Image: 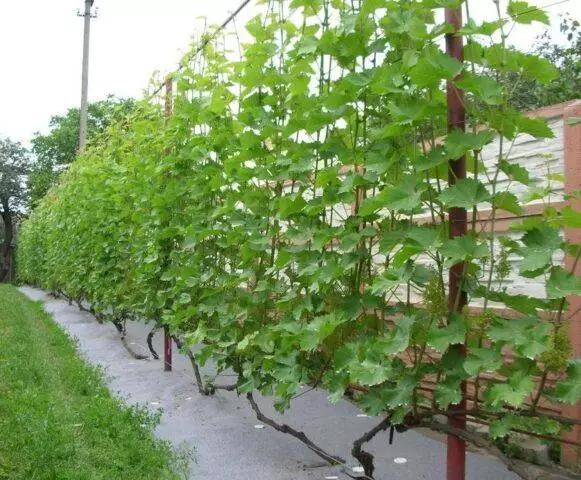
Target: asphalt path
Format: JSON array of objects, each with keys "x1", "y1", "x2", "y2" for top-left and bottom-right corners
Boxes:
[{"x1": 19, "y1": 286, "x2": 520, "y2": 480}]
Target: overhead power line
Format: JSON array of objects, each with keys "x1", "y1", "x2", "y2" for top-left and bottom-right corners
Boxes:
[
  {"x1": 149, "y1": 0, "x2": 252, "y2": 98},
  {"x1": 514, "y1": 0, "x2": 570, "y2": 18}
]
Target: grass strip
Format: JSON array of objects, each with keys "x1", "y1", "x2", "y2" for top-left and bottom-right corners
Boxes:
[{"x1": 0, "y1": 285, "x2": 190, "y2": 480}]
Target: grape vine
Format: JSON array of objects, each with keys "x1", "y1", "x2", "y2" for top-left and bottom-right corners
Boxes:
[{"x1": 18, "y1": 1, "x2": 581, "y2": 478}]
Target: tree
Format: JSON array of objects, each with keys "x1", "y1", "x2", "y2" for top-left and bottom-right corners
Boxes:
[
  {"x1": 510, "y1": 14, "x2": 581, "y2": 110},
  {"x1": 0, "y1": 137, "x2": 29, "y2": 282},
  {"x1": 28, "y1": 96, "x2": 135, "y2": 207}
]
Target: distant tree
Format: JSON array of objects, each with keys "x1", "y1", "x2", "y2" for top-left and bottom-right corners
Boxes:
[
  {"x1": 0, "y1": 137, "x2": 29, "y2": 282},
  {"x1": 510, "y1": 14, "x2": 581, "y2": 110},
  {"x1": 28, "y1": 96, "x2": 135, "y2": 207}
]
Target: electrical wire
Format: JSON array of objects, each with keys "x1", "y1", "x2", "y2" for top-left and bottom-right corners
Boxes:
[
  {"x1": 148, "y1": 0, "x2": 252, "y2": 99},
  {"x1": 513, "y1": 0, "x2": 570, "y2": 19}
]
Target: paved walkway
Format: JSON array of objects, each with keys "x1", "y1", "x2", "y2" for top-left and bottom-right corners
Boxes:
[{"x1": 19, "y1": 286, "x2": 519, "y2": 480}]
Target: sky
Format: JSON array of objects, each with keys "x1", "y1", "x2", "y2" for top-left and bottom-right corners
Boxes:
[{"x1": 0, "y1": 0, "x2": 579, "y2": 146}]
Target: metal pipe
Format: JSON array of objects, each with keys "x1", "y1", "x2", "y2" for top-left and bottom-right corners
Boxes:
[
  {"x1": 164, "y1": 325, "x2": 172, "y2": 372},
  {"x1": 445, "y1": 6, "x2": 467, "y2": 480}
]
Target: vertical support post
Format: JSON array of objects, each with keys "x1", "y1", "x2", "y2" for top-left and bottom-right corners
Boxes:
[
  {"x1": 562, "y1": 100, "x2": 581, "y2": 467},
  {"x1": 78, "y1": 0, "x2": 95, "y2": 152},
  {"x1": 445, "y1": 6, "x2": 467, "y2": 480},
  {"x1": 352, "y1": 164, "x2": 366, "y2": 294},
  {"x1": 163, "y1": 76, "x2": 173, "y2": 373},
  {"x1": 164, "y1": 325, "x2": 172, "y2": 372}
]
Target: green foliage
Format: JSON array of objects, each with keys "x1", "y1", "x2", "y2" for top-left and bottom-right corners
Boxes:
[
  {"x1": 0, "y1": 137, "x2": 29, "y2": 281},
  {"x1": 28, "y1": 97, "x2": 135, "y2": 208},
  {"x1": 507, "y1": 14, "x2": 581, "y2": 110},
  {"x1": 554, "y1": 359, "x2": 581, "y2": 403},
  {"x1": 16, "y1": 0, "x2": 581, "y2": 456},
  {"x1": 507, "y1": 1, "x2": 550, "y2": 25},
  {"x1": 0, "y1": 137, "x2": 29, "y2": 215}
]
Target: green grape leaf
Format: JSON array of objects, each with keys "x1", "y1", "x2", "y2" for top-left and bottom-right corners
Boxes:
[
  {"x1": 415, "y1": 145, "x2": 448, "y2": 172},
  {"x1": 370, "y1": 265, "x2": 412, "y2": 294},
  {"x1": 489, "y1": 416, "x2": 515, "y2": 439},
  {"x1": 435, "y1": 376, "x2": 463, "y2": 409},
  {"x1": 144, "y1": 252, "x2": 158, "y2": 264},
  {"x1": 557, "y1": 206, "x2": 581, "y2": 228},
  {"x1": 445, "y1": 130, "x2": 496, "y2": 159},
  {"x1": 456, "y1": 73, "x2": 503, "y2": 105},
  {"x1": 519, "y1": 225, "x2": 562, "y2": 274},
  {"x1": 345, "y1": 71, "x2": 374, "y2": 88},
  {"x1": 341, "y1": 232, "x2": 363, "y2": 252},
  {"x1": 441, "y1": 235, "x2": 489, "y2": 264},
  {"x1": 427, "y1": 313, "x2": 467, "y2": 353},
  {"x1": 439, "y1": 179, "x2": 491, "y2": 209},
  {"x1": 388, "y1": 99, "x2": 427, "y2": 124},
  {"x1": 492, "y1": 191, "x2": 523, "y2": 216},
  {"x1": 298, "y1": 313, "x2": 347, "y2": 351},
  {"x1": 359, "y1": 390, "x2": 387, "y2": 416},
  {"x1": 350, "y1": 360, "x2": 391, "y2": 386},
  {"x1": 406, "y1": 226, "x2": 440, "y2": 248},
  {"x1": 499, "y1": 159, "x2": 532, "y2": 185},
  {"x1": 160, "y1": 270, "x2": 175, "y2": 282},
  {"x1": 517, "y1": 53, "x2": 558, "y2": 85},
  {"x1": 279, "y1": 194, "x2": 307, "y2": 218},
  {"x1": 409, "y1": 46, "x2": 463, "y2": 86},
  {"x1": 546, "y1": 266, "x2": 581, "y2": 299},
  {"x1": 515, "y1": 115, "x2": 554, "y2": 138},
  {"x1": 554, "y1": 359, "x2": 581, "y2": 404},
  {"x1": 507, "y1": 1, "x2": 550, "y2": 25},
  {"x1": 376, "y1": 316, "x2": 415, "y2": 354},
  {"x1": 360, "y1": 176, "x2": 423, "y2": 214},
  {"x1": 178, "y1": 293, "x2": 192, "y2": 304},
  {"x1": 488, "y1": 316, "x2": 551, "y2": 359},
  {"x1": 464, "y1": 347, "x2": 503, "y2": 376},
  {"x1": 296, "y1": 35, "x2": 319, "y2": 55},
  {"x1": 488, "y1": 316, "x2": 536, "y2": 343},
  {"x1": 382, "y1": 375, "x2": 416, "y2": 408},
  {"x1": 487, "y1": 375, "x2": 534, "y2": 408},
  {"x1": 334, "y1": 344, "x2": 357, "y2": 371},
  {"x1": 458, "y1": 19, "x2": 507, "y2": 36}
]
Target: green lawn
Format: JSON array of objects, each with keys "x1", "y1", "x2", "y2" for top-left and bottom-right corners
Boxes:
[{"x1": 0, "y1": 284, "x2": 190, "y2": 480}]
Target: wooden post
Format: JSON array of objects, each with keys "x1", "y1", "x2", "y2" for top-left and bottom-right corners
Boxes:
[
  {"x1": 562, "y1": 100, "x2": 581, "y2": 467},
  {"x1": 445, "y1": 6, "x2": 467, "y2": 480}
]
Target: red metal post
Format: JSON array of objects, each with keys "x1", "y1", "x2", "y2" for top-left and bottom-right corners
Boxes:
[
  {"x1": 164, "y1": 325, "x2": 173, "y2": 372},
  {"x1": 164, "y1": 76, "x2": 173, "y2": 373},
  {"x1": 445, "y1": 7, "x2": 467, "y2": 480}
]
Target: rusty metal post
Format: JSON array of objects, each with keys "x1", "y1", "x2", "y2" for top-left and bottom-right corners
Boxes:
[
  {"x1": 164, "y1": 76, "x2": 173, "y2": 372},
  {"x1": 164, "y1": 325, "x2": 172, "y2": 372},
  {"x1": 445, "y1": 6, "x2": 467, "y2": 480}
]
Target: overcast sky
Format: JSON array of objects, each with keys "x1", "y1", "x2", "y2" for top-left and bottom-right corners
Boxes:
[{"x1": 0, "y1": 0, "x2": 578, "y2": 145}]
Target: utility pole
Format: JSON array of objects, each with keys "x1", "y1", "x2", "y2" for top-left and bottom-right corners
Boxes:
[{"x1": 77, "y1": 0, "x2": 97, "y2": 152}]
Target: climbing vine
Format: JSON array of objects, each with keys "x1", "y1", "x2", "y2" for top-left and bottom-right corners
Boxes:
[{"x1": 18, "y1": 0, "x2": 581, "y2": 478}]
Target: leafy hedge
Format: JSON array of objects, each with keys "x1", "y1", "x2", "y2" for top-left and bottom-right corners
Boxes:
[{"x1": 18, "y1": 0, "x2": 581, "y2": 475}]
